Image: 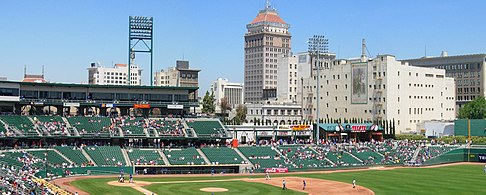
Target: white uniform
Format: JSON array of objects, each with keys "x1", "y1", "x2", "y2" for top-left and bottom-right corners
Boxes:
[
  {"x1": 352, "y1": 179, "x2": 356, "y2": 188},
  {"x1": 265, "y1": 172, "x2": 270, "y2": 180}
]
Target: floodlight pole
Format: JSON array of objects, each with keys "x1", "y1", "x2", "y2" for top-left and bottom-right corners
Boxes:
[
  {"x1": 128, "y1": 16, "x2": 154, "y2": 86},
  {"x1": 308, "y1": 35, "x2": 328, "y2": 145}
]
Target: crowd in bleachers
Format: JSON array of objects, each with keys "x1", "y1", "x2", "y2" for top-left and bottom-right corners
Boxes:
[
  {"x1": 0, "y1": 150, "x2": 46, "y2": 194},
  {"x1": 147, "y1": 119, "x2": 185, "y2": 137},
  {"x1": 280, "y1": 145, "x2": 331, "y2": 169},
  {"x1": 415, "y1": 145, "x2": 457, "y2": 165},
  {"x1": 33, "y1": 116, "x2": 69, "y2": 136}
]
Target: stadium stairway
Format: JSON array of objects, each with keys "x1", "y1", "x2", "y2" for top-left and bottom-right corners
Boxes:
[
  {"x1": 53, "y1": 149, "x2": 74, "y2": 165},
  {"x1": 412, "y1": 146, "x2": 422, "y2": 162},
  {"x1": 81, "y1": 148, "x2": 97, "y2": 166},
  {"x1": 309, "y1": 146, "x2": 336, "y2": 166},
  {"x1": 27, "y1": 117, "x2": 42, "y2": 136},
  {"x1": 273, "y1": 146, "x2": 297, "y2": 168},
  {"x1": 196, "y1": 148, "x2": 211, "y2": 164},
  {"x1": 121, "y1": 148, "x2": 131, "y2": 166},
  {"x1": 181, "y1": 121, "x2": 191, "y2": 137},
  {"x1": 118, "y1": 127, "x2": 124, "y2": 137},
  {"x1": 346, "y1": 151, "x2": 364, "y2": 163},
  {"x1": 157, "y1": 149, "x2": 171, "y2": 165},
  {"x1": 146, "y1": 119, "x2": 160, "y2": 137},
  {"x1": 63, "y1": 117, "x2": 79, "y2": 136},
  {"x1": 143, "y1": 127, "x2": 150, "y2": 138},
  {"x1": 233, "y1": 147, "x2": 253, "y2": 167}
]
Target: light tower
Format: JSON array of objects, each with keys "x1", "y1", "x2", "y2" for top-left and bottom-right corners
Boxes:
[
  {"x1": 308, "y1": 35, "x2": 328, "y2": 144},
  {"x1": 128, "y1": 16, "x2": 153, "y2": 86}
]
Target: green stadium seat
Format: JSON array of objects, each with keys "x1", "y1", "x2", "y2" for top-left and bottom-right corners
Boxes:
[
  {"x1": 238, "y1": 146, "x2": 287, "y2": 170},
  {"x1": 54, "y1": 146, "x2": 90, "y2": 166},
  {"x1": 127, "y1": 148, "x2": 165, "y2": 165},
  {"x1": 163, "y1": 147, "x2": 205, "y2": 165},
  {"x1": 67, "y1": 116, "x2": 112, "y2": 137},
  {"x1": 201, "y1": 147, "x2": 244, "y2": 165},
  {"x1": 186, "y1": 120, "x2": 225, "y2": 137},
  {"x1": 84, "y1": 146, "x2": 125, "y2": 166}
]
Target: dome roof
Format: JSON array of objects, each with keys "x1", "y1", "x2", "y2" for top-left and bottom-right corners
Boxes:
[{"x1": 250, "y1": 9, "x2": 286, "y2": 25}]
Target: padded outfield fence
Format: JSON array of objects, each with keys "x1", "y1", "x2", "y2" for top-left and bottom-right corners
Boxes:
[{"x1": 422, "y1": 146, "x2": 486, "y2": 166}]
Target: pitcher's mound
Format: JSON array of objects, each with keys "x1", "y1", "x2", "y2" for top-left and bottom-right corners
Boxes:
[{"x1": 200, "y1": 187, "x2": 229, "y2": 192}]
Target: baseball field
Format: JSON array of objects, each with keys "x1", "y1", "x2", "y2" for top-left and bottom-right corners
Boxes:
[{"x1": 54, "y1": 163, "x2": 486, "y2": 195}]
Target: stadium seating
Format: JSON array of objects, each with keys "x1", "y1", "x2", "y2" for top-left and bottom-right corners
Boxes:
[
  {"x1": 0, "y1": 124, "x2": 6, "y2": 134},
  {"x1": 147, "y1": 119, "x2": 185, "y2": 137},
  {"x1": 163, "y1": 147, "x2": 206, "y2": 165},
  {"x1": 238, "y1": 146, "x2": 287, "y2": 169},
  {"x1": 84, "y1": 146, "x2": 125, "y2": 166},
  {"x1": 67, "y1": 116, "x2": 112, "y2": 137},
  {"x1": 29, "y1": 150, "x2": 70, "y2": 167},
  {"x1": 0, "y1": 116, "x2": 39, "y2": 136},
  {"x1": 115, "y1": 116, "x2": 147, "y2": 138},
  {"x1": 54, "y1": 146, "x2": 90, "y2": 166},
  {"x1": 350, "y1": 148, "x2": 384, "y2": 165},
  {"x1": 201, "y1": 147, "x2": 244, "y2": 164},
  {"x1": 279, "y1": 146, "x2": 331, "y2": 169},
  {"x1": 127, "y1": 148, "x2": 164, "y2": 165},
  {"x1": 33, "y1": 115, "x2": 68, "y2": 136},
  {"x1": 324, "y1": 151, "x2": 362, "y2": 166},
  {"x1": 186, "y1": 120, "x2": 224, "y2": 137},
  {"x1": 0, "y1": 152, "x2": 25, "y2": 168}
]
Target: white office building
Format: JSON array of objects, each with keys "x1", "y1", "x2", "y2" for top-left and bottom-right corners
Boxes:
[
  {"x1": 87, "y1": 63, "x2": 142, "y2": 85},
  {"x1": 245, "y1": 101, "x2": 302, "y2": 125},
  {"x1": 211, "y1": 78, "x2": 244, "y2": 111},
  {"x1": 303, "y1": 54, "x2": 456, "y2": 134}
]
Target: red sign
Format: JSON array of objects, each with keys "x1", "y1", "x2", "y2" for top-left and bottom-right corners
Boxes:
[
  {"x1": 134, "y1": 104, "x2": 150, "y2": 109},
  {"x1": 351, "y1": 125, "x2": 367, "y2": 132},
  {"x1": 265, "y1": 168, "x2": 288, "y2": 173}
]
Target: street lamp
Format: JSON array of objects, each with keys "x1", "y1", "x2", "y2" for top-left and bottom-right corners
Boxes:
[{"x1": 308, "y1": 35, "x2": 328, "y2": 145}]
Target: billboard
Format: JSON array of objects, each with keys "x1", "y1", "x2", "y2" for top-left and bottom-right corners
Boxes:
[
  {"x1": 479, "y1": 154, "x2": 486, "y2": 162},
  {"x1": 351, "y1": 62, "x2": 368, "y2": 104},
  {"x1": 167, "y1": 104, "x2": 184, "y2": 109},
  {"x1": 265, "y1": 167, "x2": 288, "y2": 173},
  {"x1": 134, "y1": 104, "x2": 150, "y2": 109}
]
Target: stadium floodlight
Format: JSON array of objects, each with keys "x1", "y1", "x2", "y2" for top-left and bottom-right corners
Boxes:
[
  {"x1": 128, "y1": 16, "x2": 154, "y2": 86},
  {"x1": 308, "y1": 35, "x2": 328, "y2": 145}
]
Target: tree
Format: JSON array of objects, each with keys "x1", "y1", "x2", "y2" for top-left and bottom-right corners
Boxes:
[
  {"x1": 219, "y1": 97, "x2": 232, "y2": 118},
  {"x1": 235, "y1": 104, "x2": 247, "y2": 125},
  {"x1": 201, "y1": 91, "x2": 215, "y2": 114},
  {"x1": 458, "y1": 96, "x2": 486, "y2": 119}
]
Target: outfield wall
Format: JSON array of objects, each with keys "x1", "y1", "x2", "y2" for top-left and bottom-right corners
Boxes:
[
  {"x1": 423, "y1": 147, "x2": 486, "y2": 165},
  {"x1": 454, "y1": 119, "x2": 486, "y2": 136},
  {"x1": 37, "y1": 166, "x2": 133, "y2": 178}
]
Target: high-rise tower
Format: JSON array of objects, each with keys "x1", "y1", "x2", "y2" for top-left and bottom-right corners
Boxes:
[{"x1": 244, "y1": 3, "x2": 291, "y2": 103}]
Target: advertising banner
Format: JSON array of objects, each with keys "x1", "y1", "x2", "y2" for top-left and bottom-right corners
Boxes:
[
  {"x1": 63, "y1": 102, "x2": 80, "y2": 107},
  {"x1": 167, "y1": 104, "x2": 184, "y2": 109},
  {"x1": 134, "y1": 104, "x2": 150, "y2": 109},
  {"x1": 351, "y1": 62, "x2": 368, "y2": 104},
  {"x1": 264, "y1": 167, "x2": 288, "y2": 173},
  {"x1": 479, "y1": 154, "x2": 486, "y2": 162}
]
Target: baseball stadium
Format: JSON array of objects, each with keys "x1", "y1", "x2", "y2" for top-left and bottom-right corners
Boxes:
[{"x1": 0, "y1": 81, "x2": 485, "y2": 195}]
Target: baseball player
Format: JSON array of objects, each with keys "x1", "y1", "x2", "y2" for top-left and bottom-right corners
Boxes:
[
  {"x1": 265, "y1": 171, "x2": 270, "y2": 180},
  {"x1": 129, "y1": 173, "x2": 133, "y2": 183},
  {"x1": 282, "y1": 180, "x2": 287, "y2": 190},
  {"x1": 352, "y1": 179, "x2": 356, "y2": 188},
  {"x1": 303, "y1": 180, "x2": 306, "y2": 190}
]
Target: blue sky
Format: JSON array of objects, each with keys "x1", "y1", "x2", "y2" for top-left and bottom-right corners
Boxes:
[{"x1": 1, "y1": 0, "x2": 486, "y2": 96}]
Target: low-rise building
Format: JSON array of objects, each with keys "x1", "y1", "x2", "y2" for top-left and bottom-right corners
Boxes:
[
  {"x1": 87, "y1": 63, "x2": 142, "y2": 85},
  {"x1": 245, "y1": 101, "x2": 302, "y2": 126},
  {"x1": 211, "y1": 78, "x2": 244, "y2": 112},
  {"x1": 303, "y1": 54, "x2": 456, "y2": 134}
]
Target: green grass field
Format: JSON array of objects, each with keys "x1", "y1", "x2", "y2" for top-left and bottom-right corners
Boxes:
[{"x1": 70, "y1": 164, "x2": 486, "y2": 195}]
